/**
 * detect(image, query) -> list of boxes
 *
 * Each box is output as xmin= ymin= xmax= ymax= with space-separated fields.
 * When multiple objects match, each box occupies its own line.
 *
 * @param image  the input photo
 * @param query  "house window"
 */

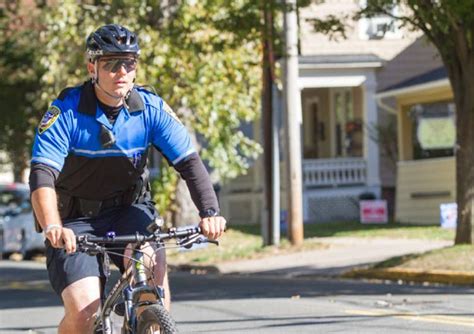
xmin=358 ymin=0 xmax=402 ymax=40
xmin=410 ymin=101 xmax=455 ymax=160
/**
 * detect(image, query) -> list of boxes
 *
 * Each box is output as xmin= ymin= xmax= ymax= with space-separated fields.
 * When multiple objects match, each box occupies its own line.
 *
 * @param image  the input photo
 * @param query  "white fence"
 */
xmin=303 ymin=158 xmax=367 ymax=187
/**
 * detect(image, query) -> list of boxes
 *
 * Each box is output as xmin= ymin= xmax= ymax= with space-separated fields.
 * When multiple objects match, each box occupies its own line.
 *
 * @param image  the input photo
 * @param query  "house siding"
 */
xmin=299 ymin=0 xmax=421 ymax=60
xmin=396 ymin=157 xmax=455 ymax=224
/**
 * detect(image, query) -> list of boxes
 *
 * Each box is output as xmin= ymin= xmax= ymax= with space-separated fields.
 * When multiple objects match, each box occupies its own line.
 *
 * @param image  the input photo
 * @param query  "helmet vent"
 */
xmin=102 ymin=36 xmax=112 ymax=44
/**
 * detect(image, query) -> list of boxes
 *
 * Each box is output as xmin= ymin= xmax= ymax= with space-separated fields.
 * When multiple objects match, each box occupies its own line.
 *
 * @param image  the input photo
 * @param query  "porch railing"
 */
xmin=303 ymin=158 xmax=367 ymax=187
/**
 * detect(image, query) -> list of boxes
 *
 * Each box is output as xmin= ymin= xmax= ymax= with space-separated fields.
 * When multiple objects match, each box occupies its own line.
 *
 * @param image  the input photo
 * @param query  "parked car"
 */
xmin=0 ymin=183 xmax=45 ymax=259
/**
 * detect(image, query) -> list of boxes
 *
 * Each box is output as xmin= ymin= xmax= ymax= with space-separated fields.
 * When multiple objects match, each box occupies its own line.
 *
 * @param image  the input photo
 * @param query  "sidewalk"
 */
xmin=171 ymin=237 xmax=474 ymax=285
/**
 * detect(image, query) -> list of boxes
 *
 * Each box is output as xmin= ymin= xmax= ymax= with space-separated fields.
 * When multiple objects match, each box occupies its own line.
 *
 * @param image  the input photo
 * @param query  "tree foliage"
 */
xmin=0 ymin=2 xmax=45 ymax=181
xmin=0 ymin=0 xmax=263 ymax=217
xmin=141 ymin=1 xmax=263 ymax=180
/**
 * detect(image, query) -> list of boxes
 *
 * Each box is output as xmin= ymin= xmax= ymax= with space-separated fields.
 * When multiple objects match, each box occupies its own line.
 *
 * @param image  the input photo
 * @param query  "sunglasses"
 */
xmin=100 ymin=58 xmax=137 ymax=73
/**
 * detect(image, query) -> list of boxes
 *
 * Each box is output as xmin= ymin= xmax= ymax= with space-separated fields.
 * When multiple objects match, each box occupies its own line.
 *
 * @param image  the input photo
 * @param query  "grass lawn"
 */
xmin=167 ymin=227 xmax=327 ymax=265
xmin=373 ymin=245 xmax=474 ymax=272
xmin=303 ymin=221 xmax=455 ymax=240
xmin=229 ymin=221 xmax=455 ymax=240
xmin=167 ymin=221 xmax=456 ymax=266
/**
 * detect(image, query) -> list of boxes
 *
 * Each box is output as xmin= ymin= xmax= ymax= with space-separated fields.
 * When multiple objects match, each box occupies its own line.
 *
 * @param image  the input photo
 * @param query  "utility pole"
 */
xmin=283 ymin=0 xmax=304 ymax=246
xmin=271 ymin=83 xmax=280 ymax=246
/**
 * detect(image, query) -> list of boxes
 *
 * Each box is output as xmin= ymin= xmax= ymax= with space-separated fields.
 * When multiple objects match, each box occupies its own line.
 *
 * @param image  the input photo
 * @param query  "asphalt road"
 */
xmin=0 ymin=260 xmax=473 ymax=333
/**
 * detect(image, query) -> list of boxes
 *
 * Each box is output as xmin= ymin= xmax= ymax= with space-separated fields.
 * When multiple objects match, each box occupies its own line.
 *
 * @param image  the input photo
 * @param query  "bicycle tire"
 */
xmin=136 ymin=304 xmax=177 ymax=334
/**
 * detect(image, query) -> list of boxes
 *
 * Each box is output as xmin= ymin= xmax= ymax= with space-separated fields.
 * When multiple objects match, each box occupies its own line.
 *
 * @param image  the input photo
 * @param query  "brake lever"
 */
xmin=190 ymin=237 xmax=219 ymax=246
xmin=77 ymin=241 xmax=104 ymax=255
xmin=206 ymin=239 xmax=219 ymax=246
xmin=178 ymin=234 xmax=220 ymax=249
xmin=179 ymin=234 xmax=201 ymax=249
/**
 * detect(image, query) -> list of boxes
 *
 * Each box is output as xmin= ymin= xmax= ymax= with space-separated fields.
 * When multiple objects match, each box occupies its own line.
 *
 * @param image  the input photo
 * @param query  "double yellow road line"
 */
xmin=345 ymin=308 xmax=474 ymax=328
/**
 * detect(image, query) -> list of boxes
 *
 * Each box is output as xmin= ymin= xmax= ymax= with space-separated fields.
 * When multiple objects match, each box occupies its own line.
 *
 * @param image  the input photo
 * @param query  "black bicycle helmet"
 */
xmin=86 ymin=24 xmax=140 ymax=61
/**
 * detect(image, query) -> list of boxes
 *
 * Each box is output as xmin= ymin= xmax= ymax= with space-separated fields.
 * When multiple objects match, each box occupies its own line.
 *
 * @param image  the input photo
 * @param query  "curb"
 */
xmin=343 ymin=267 xmax=474 ymax=286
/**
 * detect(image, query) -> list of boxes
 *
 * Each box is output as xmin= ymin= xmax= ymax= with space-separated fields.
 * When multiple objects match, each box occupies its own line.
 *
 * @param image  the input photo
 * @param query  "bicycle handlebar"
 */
xmin=75 ymin=226 xmax=218 ymax=255
xmin=77 ymin=226 xmax=201 ymax=245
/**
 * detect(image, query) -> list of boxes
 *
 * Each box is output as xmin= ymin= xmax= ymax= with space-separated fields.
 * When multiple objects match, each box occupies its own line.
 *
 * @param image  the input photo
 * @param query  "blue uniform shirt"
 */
xmin=31 ymin=81 xmax=195 ymax=200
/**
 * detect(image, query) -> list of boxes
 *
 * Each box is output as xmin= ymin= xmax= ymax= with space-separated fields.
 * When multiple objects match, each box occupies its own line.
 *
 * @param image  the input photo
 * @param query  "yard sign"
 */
xmin=360 ymin=200 xmax=388 ymax=224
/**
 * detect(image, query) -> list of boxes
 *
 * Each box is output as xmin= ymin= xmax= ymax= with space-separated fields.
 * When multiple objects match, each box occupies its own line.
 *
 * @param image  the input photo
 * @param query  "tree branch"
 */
xmin=407 ymin=0 xmax=456 ymax=62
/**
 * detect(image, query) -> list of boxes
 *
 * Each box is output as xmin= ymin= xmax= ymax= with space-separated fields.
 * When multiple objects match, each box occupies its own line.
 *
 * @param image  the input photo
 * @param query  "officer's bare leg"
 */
xmin=59 ymin=276 xmax=101 ymax=334
xmin=151 ymin=247 xmax=170 ymax=310
xmin=124 ymin=243 xmax=170 ymax=311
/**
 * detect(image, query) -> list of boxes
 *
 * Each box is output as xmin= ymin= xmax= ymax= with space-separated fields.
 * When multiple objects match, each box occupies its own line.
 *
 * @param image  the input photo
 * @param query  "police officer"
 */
xmin=29 ymin=24 xmax=226 ymax=334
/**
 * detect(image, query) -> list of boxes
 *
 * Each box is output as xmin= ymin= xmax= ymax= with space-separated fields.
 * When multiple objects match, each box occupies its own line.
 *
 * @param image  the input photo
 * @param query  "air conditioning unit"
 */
xmin=367 ymin=17 xmax=394 ymax=39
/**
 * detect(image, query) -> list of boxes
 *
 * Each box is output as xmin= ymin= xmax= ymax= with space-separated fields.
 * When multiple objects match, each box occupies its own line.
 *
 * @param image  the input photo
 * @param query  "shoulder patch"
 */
xmin=163 ymin=101 xmax=183 ymax=125
xmin=38 ymin=105 xmax=61 ymax=134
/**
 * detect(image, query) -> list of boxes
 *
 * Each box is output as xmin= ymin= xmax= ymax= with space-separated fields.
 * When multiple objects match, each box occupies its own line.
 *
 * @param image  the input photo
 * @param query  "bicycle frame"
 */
xmin=77 ymin=225 xmax=213 ymax=333
xmin=94 ymin=243 xmax=165 ymax=334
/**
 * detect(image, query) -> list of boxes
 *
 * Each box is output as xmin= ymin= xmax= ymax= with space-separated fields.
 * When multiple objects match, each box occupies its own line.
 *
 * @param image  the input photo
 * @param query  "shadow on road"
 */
xmin=178 ymin=314 xmax=374 ymax=330
xmin=0 ymin=325 xmax=58 ymax=332
xmin=170 ymin=271 xmax=474 ymax=302
xmin=2 ymin=261 xmax=473 ymax=311
xmin=0 ymin=261 xmax=61 ymax=309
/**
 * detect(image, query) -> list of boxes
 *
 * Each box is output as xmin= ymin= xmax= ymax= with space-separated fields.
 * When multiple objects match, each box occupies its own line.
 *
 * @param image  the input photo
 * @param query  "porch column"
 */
xmin=363 ymin=72 xmax=381 ymax=197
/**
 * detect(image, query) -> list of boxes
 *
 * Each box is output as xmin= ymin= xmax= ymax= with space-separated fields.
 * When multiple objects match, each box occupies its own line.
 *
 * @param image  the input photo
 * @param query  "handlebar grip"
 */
xmin=173 ymin=226 xmax=201 ymax=235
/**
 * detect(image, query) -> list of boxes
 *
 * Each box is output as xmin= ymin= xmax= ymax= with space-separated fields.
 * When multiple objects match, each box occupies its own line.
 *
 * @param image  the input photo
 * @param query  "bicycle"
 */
xmin=76 ymin=219 xmax=218 ymax=334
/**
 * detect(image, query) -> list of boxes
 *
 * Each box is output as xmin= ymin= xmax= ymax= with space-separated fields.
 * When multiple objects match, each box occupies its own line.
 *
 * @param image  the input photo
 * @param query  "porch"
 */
xmin=303 ymin=157 xmax=367 ymax=188
xmin=375 ymin=68 xmax=455 ymax=224
xmin=220 ymin=54 xmax=384 ymax=224
xmin=220 ymin=157 xmax=376 ymax=224
xmin=302 ymin=157 xmax=378 ymax=222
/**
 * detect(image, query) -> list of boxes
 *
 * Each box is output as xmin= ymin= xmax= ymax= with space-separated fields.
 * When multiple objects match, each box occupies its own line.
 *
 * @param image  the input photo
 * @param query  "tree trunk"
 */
xmin=261 ymin=0 xmax=275 ymax=245
xmin=453 ymin=84 xmax=474 ymax=245
xmin=9 ymin=148 xmax=28 ymax=183
xmin=419 ymin=20 xmax=474 ymax=245
xmin=446 ymin=56 xmax=474 ymax=244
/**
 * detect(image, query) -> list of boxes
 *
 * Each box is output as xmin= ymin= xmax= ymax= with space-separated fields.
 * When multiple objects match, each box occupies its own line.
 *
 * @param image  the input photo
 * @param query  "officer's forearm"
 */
xmin=31 ymin=187 xmax=62 ymax=230
xmin=174 ymin=152 xmax=219 ymax=216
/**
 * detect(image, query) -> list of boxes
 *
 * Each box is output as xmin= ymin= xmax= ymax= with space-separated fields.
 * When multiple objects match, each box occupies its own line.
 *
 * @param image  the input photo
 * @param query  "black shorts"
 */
xmin=45 ymin=202 xmax=158 ymax=296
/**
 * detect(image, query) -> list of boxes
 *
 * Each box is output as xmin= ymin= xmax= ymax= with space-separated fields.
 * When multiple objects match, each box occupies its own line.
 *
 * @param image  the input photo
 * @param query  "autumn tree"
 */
xmin=0 ymin=1 xmax=45 ymax=181
xmin=320 ymin=0 xmax=474 ymax=244
xmin=368 ymin=1 xmax=473 ymax=244
xmin=29 ymin=1 xmax=262 ymax=223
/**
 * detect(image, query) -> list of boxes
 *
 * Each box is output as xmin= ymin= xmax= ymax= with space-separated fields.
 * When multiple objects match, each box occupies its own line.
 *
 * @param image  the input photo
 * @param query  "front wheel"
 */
xmin=136 ymin=305 xmax=177 ymax=334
